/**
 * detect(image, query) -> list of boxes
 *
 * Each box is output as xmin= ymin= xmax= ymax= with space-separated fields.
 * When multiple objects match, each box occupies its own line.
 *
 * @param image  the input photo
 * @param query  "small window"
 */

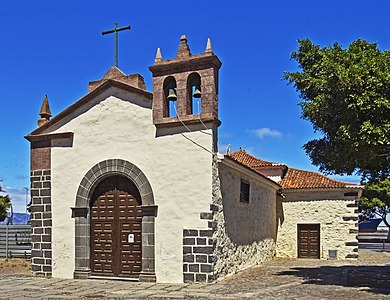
xmin=240 ymin=180 xmax=250 ymax=203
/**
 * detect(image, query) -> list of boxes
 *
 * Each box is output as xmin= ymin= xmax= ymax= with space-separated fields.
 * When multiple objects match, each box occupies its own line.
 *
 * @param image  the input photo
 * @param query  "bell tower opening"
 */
xmin=163 ymin=76 xmax=177 ymax=118
xmin=149 ymin=35 xmax=222 ymax=129
xmin=187 ymin=72 xmax=202 ymax=115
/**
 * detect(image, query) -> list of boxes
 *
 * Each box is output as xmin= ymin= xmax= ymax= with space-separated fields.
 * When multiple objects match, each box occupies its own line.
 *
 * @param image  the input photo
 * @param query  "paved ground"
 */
xmin=216 ymin=257 xmax=390 ymax=299
xmin=360 ymin=242 xmax=390 ymax=252
xmin=0 ymin=255 xmax=390 ymax=299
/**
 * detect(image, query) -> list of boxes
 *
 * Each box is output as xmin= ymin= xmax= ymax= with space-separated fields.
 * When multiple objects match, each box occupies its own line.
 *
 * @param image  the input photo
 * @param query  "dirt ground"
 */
xmin=358 ymin=249 xmax=390 ymax=263
xmin=0 ymin=258 xmax=31 ymax=275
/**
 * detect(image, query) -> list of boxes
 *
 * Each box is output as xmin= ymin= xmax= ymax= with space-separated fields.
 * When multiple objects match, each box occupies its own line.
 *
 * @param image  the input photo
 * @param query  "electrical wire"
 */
xmin=173 ymin=103 xmax=192 ymax=133
xmin=197 ymin=100 xmax=212 ymax=136
xmin=180 ymin=133 xmax=213 ymax=154
xmin=172 ymin=102 xmax=214 ymax=154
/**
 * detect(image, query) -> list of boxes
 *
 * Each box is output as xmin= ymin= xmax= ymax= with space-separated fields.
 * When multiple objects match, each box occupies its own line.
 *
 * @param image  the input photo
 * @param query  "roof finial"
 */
xmin=176 ymin=34 xmax=191 ymax=59
xmin=155 ymin=47 xmax=163 ymax=63
xmin=38 ymin=94 xmax=52 ymax=127
xmin=205 ymin=37 xmax=213 ymax=54
xmin=226 ymin=144 xmax=231 ymax=155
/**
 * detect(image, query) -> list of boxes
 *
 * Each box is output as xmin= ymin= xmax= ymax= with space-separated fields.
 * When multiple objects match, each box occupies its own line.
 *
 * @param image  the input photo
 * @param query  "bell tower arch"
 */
xmin=149 ymin=36 xmax=222 ymax=129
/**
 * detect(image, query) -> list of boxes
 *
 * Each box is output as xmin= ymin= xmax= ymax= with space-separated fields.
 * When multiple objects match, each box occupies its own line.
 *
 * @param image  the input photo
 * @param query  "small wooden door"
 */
xmin=91 ymin=176 xmax=142 ymax=278
xmin=298 ymin=224 xmax=320 ymax=259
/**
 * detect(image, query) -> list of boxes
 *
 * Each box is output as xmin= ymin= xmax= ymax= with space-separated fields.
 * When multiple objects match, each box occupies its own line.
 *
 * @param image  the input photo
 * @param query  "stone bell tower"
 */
xmin=149 ymin=35 xmax=222 ymax=128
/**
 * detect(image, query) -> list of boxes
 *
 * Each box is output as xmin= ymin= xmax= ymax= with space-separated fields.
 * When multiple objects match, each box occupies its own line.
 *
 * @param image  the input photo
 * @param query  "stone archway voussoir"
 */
xmin=73 ymin=158 xmax=156 ymax=282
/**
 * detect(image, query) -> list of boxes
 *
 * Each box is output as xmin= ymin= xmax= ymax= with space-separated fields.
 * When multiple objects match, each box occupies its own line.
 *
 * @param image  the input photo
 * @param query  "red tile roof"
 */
xmin=228 ymin=150 xmax=355 ymax=190
xmin=223 ymin=155 xmax=281 ymax=188
xmin=279 ymin=168 xmax=353 ymax=189
xmin=229 ymin=150 xmax=283 ymax=168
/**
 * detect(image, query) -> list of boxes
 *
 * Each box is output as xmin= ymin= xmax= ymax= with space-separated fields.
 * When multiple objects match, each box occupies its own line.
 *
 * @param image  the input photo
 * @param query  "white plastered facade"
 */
xmin=41 ymin=87 xmax=214 ymax=282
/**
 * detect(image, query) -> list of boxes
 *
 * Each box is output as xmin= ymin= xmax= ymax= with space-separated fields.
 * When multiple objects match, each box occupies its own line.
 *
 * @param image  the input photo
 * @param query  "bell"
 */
xmin=167 ymin=89 xmax=177 ymax=101
xmin=192 ymin=86 xmax=202 ymax=98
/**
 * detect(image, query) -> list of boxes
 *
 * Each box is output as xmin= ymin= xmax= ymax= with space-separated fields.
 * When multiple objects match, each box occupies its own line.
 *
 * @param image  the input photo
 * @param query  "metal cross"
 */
xmin=102 ymin=23 xmax=131 ymax=67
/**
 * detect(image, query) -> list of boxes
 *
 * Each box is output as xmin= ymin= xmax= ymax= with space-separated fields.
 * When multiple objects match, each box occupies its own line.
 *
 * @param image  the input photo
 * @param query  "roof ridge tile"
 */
xmin=227 ymin=149 xmax=355 ymax=189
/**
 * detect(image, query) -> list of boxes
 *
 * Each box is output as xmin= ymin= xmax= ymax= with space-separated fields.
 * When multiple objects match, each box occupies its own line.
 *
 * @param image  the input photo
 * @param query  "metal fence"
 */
xmin=0 ymin=225 xmax=31 ymax=258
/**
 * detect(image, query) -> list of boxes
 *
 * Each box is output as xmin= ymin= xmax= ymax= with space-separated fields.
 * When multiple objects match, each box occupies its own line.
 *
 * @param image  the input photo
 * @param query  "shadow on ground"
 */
xmin=276 ymin=264 xmax=390 ymax=296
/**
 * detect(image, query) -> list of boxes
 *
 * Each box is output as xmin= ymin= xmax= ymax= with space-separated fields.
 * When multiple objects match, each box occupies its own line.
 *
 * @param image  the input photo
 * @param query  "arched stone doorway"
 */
xmin=91 ymin=175 xmax=142 ymax=278
xmin=71 ymin=159 xmax=157 ymax=282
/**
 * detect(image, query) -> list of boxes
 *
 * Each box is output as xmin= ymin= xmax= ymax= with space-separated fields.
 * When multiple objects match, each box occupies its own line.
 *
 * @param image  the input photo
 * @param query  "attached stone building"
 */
xmin=25 ymin=36 xmax=362 ymax=283
xmin=229 ymin=150 xmax=362 ymax=261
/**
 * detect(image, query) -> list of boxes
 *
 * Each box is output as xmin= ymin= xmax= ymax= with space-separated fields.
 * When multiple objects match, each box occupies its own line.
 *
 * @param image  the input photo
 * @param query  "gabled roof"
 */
xmin=229 ymin=149 xmax=283 ymax=168
xmin=222 ymin=155 xmax=281 ymax=189
xmin=228 ymin=150 xmax=357 ymax=190
xmin=27 ymin=79 xmax=153 ymax=137
xmin=279 ymin=168 xmax=354 ymax=189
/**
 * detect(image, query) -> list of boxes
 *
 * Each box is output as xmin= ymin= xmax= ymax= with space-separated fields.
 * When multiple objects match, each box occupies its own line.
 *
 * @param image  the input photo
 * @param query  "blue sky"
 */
xmin=1 ymin=1 xmax=389 ymax=212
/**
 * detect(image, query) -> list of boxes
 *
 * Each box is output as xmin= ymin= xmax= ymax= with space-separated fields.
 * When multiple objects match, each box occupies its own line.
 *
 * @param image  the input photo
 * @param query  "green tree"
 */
xmin=359 ymin=178 xmax=390 ymax=228
xmin=0 ymin=184 xmax=11 ymax=221
xmin=284 ymin=39 xmax=390 ymax=180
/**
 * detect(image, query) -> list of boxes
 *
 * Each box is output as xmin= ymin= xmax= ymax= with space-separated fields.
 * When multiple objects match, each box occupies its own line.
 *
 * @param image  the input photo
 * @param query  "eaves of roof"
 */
xmin=228 ymin=150 xmax=359 ymax=190
xmin=221 ymin=154 xmax=281 ymax=190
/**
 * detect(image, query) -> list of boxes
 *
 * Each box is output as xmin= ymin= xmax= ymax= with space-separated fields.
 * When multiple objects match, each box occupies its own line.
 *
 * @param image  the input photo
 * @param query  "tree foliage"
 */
xmin=284 ymin=39 xmax=390 ymax=180
xmin=0 ymin=195 xmax=11 ymax=221
xmin=0 ymin=184 xmax=11 ymax=221
xmin=359 ymin=178 xmax=390 ymax=227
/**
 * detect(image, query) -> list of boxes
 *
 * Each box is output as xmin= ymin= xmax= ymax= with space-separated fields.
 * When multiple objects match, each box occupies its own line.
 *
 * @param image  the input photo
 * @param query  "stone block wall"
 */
xmin=184 ymin=157 xmax=279 ymax=283
xmin=182 ymin=225 xmax=215 ymax=283
xmin=212 ymin=161 xmax=277 ymax=279
xmin=276 ymin=191 xmax=360 ymax=259
xmin=343 ymin=201 xmax=359 ymax=258
xmin=183 ymin=208 xmax=218 ymax=283
xmin=30 ymin=170 xmax=52 ymax=277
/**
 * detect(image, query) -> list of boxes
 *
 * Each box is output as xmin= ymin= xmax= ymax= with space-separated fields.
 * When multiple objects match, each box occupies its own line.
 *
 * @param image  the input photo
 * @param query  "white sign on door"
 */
xmin=128 ymin=233 xmax=135 ymax=243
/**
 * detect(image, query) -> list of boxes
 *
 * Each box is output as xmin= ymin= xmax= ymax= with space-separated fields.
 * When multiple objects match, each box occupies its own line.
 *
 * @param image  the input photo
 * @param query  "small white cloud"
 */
xmin=249 ymin=128 xmax=283 ymax=139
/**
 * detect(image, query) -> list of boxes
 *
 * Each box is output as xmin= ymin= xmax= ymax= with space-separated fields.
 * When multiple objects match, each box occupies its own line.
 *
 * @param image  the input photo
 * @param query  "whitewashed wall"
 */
xmin=42 ymin=87 xmax=214 ymax=282
xmin=213 ymin=160 xmax=278 ymax=278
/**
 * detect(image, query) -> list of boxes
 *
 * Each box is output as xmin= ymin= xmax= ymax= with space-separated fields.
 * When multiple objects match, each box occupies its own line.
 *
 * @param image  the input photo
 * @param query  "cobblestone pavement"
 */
xmin=1 ymin=257 xmax=390 ymax=299
xmin=215 ymin=257 xmax=390 ymax=300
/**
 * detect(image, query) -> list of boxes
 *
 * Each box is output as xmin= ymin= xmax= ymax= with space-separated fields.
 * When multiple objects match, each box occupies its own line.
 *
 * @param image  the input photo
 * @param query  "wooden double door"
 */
xmin=90 ymin=176 xmax=142 ymax=278
xmin=297 ymin=224 xmax=320 ymax=259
